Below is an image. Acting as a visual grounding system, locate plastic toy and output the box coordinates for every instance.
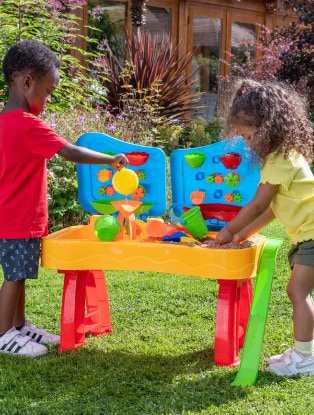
[94,215,121,241]
[146,219,183,238]
[112,168,139,196]
[184,152,206,168]
[126,152,149,166]
[231,238,282,386]
[111,200,142,240]
[190,190,205,205]
[170,139,260,230]
[169,205,208,240]
[41,133,281,386]
[220,152,242,169]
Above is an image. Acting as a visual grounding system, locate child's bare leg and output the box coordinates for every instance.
[13,280,25,327]
[0,280,24,333]
[287,264,314,342]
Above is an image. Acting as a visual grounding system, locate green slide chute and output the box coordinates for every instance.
[232,238,282,387]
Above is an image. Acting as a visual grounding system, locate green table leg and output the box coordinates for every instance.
[231,237,282,387]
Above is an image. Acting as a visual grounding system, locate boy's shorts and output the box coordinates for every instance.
[0,238,41,281]
[288,239,314,269]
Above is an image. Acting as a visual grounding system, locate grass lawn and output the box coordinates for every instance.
[0,221,313,415]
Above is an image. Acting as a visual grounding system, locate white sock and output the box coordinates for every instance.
[294,340,314,358]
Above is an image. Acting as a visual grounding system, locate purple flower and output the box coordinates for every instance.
[50,120,57,128]
[108,123,117,131]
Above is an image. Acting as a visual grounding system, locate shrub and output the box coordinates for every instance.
[95,31,200,122]
[0,0,106,110]
[178,117,223,149]
[226,0,313,118]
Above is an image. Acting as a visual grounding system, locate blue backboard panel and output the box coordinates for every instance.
[170,138,260,229]
[76,133,167,219]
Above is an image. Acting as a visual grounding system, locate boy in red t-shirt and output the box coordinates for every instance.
[0,40,128,357]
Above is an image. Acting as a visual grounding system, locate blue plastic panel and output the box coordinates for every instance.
[170,138,260,229]
[76,133,167,219]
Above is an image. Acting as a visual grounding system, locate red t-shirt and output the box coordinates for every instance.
[0,110,67,238]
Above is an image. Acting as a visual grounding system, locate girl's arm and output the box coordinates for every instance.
[232,206,275,243]
[58,143,128,170]
[215,183,278,244]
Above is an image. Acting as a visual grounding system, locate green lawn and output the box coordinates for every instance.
[0,221,313,415]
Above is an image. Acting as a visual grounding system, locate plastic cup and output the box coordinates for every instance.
[94,215,121,241]
[180,206,208,239]
[112,168,139,196]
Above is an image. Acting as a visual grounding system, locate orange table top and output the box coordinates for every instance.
[42,219,264,280]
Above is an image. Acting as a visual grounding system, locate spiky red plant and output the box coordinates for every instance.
[95,31,200,121]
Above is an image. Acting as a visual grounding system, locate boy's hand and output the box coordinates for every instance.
[110,154,128,170]
[214,227,234,245]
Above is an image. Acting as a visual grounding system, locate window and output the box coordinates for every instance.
[191,16,222,121]
[88,1,126,60]
[231,22,256,64]
[144,6,171,42]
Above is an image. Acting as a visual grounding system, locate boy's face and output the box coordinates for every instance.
[23,68,60,116]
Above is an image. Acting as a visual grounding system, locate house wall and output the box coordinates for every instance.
[78,0,296,69]
[77,1,296,119]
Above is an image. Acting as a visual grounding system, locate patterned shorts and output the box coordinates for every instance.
[0,238,41,281]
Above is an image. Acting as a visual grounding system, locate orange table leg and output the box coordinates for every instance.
[214,279,252,367]
[58,270,112,352]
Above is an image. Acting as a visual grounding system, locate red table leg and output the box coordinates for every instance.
[214,279,253,366]
[85,270,112,335]
[238,279,253,348]
[58,270,112,352]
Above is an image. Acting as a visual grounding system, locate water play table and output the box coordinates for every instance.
[41,133,277,370]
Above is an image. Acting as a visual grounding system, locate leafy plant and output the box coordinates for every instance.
[48,154,89,232]
[0,0,106,110]
[178,117,223,149]
[226,0,313,118]
[88,0,125,60]
[95,31,200,122]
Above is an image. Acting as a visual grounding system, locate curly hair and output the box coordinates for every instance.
[225,78,313,163]
[2,40,61,85]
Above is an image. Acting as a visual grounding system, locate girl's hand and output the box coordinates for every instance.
[233,233,245,243]
[215,227,234,245]
[110,154,128,170]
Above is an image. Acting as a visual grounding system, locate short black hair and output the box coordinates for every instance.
[2,40,61,85]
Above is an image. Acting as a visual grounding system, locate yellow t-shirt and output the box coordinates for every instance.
[260,151,314,244]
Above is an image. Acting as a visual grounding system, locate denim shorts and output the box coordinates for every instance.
[0,238,41,281]
[288,239,314,269]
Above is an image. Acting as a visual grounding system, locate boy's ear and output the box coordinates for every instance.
[21,74,34,91]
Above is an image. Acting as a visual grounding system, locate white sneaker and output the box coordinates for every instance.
[0,327,47,357]
[19,320,60,345]
[267,349,314,376]
[267,348,293,365]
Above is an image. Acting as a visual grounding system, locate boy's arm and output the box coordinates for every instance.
[232,207,275,243]
[58,143,128,170]
[215,183,278,244]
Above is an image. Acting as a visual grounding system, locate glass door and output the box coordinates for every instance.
[188,8,225,122]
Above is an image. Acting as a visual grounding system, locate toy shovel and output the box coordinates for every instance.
[146,220,183,238]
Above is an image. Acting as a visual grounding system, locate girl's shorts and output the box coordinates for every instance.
[288,239,314,269]
[0,238,41,281]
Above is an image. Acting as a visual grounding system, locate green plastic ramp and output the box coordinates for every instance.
[231,238,282,387]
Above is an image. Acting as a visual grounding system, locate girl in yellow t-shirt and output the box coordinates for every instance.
[216,79,314,376]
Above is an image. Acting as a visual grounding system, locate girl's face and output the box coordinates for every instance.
[24,68,59,116]
[233,123,257,147]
